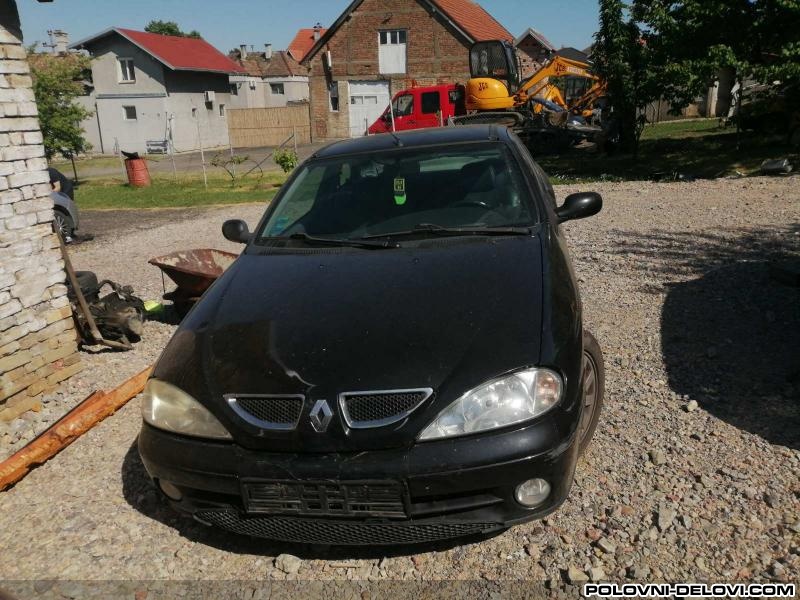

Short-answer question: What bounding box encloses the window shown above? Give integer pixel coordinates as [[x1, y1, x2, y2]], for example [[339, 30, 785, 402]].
[[270, 83, 285, 95], [230, 83, 239, 96], [392, 93, 413, 117], [329, 82, 339, 112], [219, 104, 225, 117], [379, 29, 407, 74], [122, 105, 137, 121], [350, 95, 378, 105], [118, 58, 135, 83], [421, 91, 440, 114], [257, 143, 534, 242]]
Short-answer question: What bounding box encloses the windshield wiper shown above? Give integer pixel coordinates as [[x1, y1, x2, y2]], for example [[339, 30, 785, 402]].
[[261, 232, 398, 249], [360, 223, 532, 240]]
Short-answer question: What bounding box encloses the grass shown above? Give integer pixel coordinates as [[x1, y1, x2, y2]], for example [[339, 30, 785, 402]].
[[76, 172, 286, 210], [538, 118, 800, 184]]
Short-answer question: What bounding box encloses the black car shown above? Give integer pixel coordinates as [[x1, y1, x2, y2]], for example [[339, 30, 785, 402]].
[[139, 125, 605, 546]]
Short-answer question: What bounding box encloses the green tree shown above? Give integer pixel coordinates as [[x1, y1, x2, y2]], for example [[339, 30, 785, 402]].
[[144, 20, 201, 39], [631, 0, 800, 110], [28, 51, 93, 160], [593, 0, 657, 154]]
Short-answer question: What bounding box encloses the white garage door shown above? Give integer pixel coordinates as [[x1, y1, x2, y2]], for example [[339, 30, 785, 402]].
[[348, 81, 390, 137]]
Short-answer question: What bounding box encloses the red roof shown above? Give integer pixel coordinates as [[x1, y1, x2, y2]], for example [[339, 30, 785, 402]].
[[288, 28, 328, 62], [76, 28, 245, 74], [431, 0, 512, 42]]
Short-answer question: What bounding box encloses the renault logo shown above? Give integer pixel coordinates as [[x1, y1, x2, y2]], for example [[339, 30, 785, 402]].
[[309, 399, 333, 432]]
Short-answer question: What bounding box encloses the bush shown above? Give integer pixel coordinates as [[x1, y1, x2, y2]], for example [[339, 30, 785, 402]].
[[274, 149, 299, 173]]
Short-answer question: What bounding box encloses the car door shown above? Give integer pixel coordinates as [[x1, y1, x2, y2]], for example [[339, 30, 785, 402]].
[[391, 91, 417, 131], [416, 89, 443, 128]]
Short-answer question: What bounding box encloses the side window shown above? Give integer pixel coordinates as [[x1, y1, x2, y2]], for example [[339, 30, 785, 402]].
[[393, 94, 413, 117], [421, 91, 440, 114]]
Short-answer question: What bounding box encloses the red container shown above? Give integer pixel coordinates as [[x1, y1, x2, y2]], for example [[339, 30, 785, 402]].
[[125, 157, 151, 187]]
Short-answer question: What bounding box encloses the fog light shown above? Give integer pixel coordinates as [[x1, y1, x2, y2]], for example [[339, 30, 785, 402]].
[[515, 478, 551, 508], [159, 480, 183, 501]]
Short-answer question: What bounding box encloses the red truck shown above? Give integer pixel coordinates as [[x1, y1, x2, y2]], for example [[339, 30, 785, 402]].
[[368, 84, 466, 134]]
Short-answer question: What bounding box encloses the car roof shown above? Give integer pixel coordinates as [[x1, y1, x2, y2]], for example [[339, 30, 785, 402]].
[[312, 125, 512, 159]]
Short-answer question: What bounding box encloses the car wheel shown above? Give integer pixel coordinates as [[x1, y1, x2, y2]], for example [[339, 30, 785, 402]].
[[577, 330, 605, 455], [53, 208, 75, 240]]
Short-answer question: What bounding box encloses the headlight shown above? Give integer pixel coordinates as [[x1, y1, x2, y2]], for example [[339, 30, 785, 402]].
[[418, 368, 563, 441], [142, 379, 232, 440]]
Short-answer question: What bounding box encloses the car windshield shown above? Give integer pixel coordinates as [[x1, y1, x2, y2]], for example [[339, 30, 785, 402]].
[[257, 142, 535, 243]]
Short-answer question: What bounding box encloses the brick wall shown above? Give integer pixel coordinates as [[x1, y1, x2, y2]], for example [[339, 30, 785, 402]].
[[517, 36, 551, 79], [0, 4, 81, 422], [307, 0, 473, 140]]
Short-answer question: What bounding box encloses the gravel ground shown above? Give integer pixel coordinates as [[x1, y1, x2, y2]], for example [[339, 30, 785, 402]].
[[0, 176, 798, 596]]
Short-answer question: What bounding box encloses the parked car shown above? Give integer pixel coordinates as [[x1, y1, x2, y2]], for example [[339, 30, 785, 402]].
[[368, 84, 466, 134], [138, 125, 605, 546], [52, 190, 79, 241]]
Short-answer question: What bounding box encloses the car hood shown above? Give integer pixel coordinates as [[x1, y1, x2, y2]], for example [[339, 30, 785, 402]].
[[155, 236, 545, 452]]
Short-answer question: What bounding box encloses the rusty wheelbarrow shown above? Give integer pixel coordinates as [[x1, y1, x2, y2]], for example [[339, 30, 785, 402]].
[[149, 249, 238, 316]]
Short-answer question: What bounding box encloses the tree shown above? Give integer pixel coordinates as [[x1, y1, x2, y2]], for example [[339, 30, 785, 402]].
[[144, 20, 201, 39], [28, 51, 93, 160], [630, 0, 800, 111], [593, 0, 657, 154]]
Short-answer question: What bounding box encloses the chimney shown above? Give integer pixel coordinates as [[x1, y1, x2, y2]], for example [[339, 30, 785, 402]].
[[47, 29, 70, 54], [239, 44, 248, 59], [264, 43, 273, 60], [313, 23, 322, 41]]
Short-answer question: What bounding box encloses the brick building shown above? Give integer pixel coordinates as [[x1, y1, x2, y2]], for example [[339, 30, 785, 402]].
[[0, 1, 81, 422], [302, 0, 512, 140], [515, 27, 556, 79]]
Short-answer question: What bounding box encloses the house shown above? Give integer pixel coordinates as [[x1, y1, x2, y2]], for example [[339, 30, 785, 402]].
[[302, 0, 512, 139], [515, 27, 556, 79], [228, 44, 309, 109], [288, 24, 328, 63], [70, 28, 245, 154]]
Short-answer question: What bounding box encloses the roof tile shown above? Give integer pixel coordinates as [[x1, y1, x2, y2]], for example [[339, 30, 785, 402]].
[[116, 28, 245, 73], [431, 0, 512, 42]]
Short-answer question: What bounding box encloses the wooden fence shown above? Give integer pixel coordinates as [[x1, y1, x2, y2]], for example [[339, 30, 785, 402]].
[[228, 104, 311, 148]]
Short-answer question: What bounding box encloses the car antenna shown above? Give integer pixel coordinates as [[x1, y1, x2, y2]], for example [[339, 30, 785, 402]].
[[388, 131, 404, 147]]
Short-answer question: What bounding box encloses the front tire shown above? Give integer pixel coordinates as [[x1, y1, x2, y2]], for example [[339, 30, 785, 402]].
[[577, 330, 605, 455], [53, 208, 75, 240]]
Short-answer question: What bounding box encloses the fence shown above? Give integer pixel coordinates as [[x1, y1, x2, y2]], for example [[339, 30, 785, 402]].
[[227, 104, 311, 148]]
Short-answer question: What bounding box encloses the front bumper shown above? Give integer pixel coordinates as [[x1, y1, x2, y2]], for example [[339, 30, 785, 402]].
[[138, 419, 580, 546]]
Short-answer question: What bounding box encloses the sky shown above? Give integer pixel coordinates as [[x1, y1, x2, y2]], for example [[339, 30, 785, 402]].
[[18, 0, 600, 55]]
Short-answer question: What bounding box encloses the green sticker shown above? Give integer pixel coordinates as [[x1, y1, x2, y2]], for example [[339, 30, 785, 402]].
[[394, 178, 406, 205]]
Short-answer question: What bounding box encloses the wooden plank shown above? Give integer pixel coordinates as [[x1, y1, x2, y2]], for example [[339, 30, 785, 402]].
[[0, 366, 152, 492], [228, 105, 311, 148]]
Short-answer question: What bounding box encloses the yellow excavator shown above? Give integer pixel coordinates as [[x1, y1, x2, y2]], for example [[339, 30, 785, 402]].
[[457, 40, 608, 149]]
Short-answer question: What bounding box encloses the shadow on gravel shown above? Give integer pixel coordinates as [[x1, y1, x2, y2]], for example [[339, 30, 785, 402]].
[[121, 441, 504, 558], [612, 223, 800, 449]]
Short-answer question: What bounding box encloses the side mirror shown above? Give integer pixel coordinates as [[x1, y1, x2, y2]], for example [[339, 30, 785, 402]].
[[222, 219, 252, 244], [555, 192, 602, 224]]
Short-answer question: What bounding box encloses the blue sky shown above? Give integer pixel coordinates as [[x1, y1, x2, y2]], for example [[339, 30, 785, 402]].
[[18, 0, 599, 55]]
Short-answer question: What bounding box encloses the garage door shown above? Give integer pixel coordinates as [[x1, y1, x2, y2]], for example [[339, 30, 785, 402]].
[[348, 81, 390, 137]]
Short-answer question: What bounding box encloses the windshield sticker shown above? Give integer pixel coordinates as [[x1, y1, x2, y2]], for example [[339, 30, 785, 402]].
[[272, 216, 289, 235], [394, 178, 406, 206]]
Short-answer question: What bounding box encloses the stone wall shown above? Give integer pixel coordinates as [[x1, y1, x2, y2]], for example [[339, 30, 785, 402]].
[[0, 3, 81, 422]]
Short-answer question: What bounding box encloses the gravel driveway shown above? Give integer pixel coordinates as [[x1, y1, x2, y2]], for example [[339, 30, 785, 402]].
[[0, 176, 798, 595]]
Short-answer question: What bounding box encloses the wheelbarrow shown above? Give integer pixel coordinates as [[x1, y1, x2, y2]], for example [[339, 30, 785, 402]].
[[149, 249, 238, 316]]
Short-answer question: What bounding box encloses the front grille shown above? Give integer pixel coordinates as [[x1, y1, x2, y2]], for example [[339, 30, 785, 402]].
[[243, 480, 406, 519], [196, 510, 500, 545], [339, 388, 433, 428], [226, 395, 303, 430]]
